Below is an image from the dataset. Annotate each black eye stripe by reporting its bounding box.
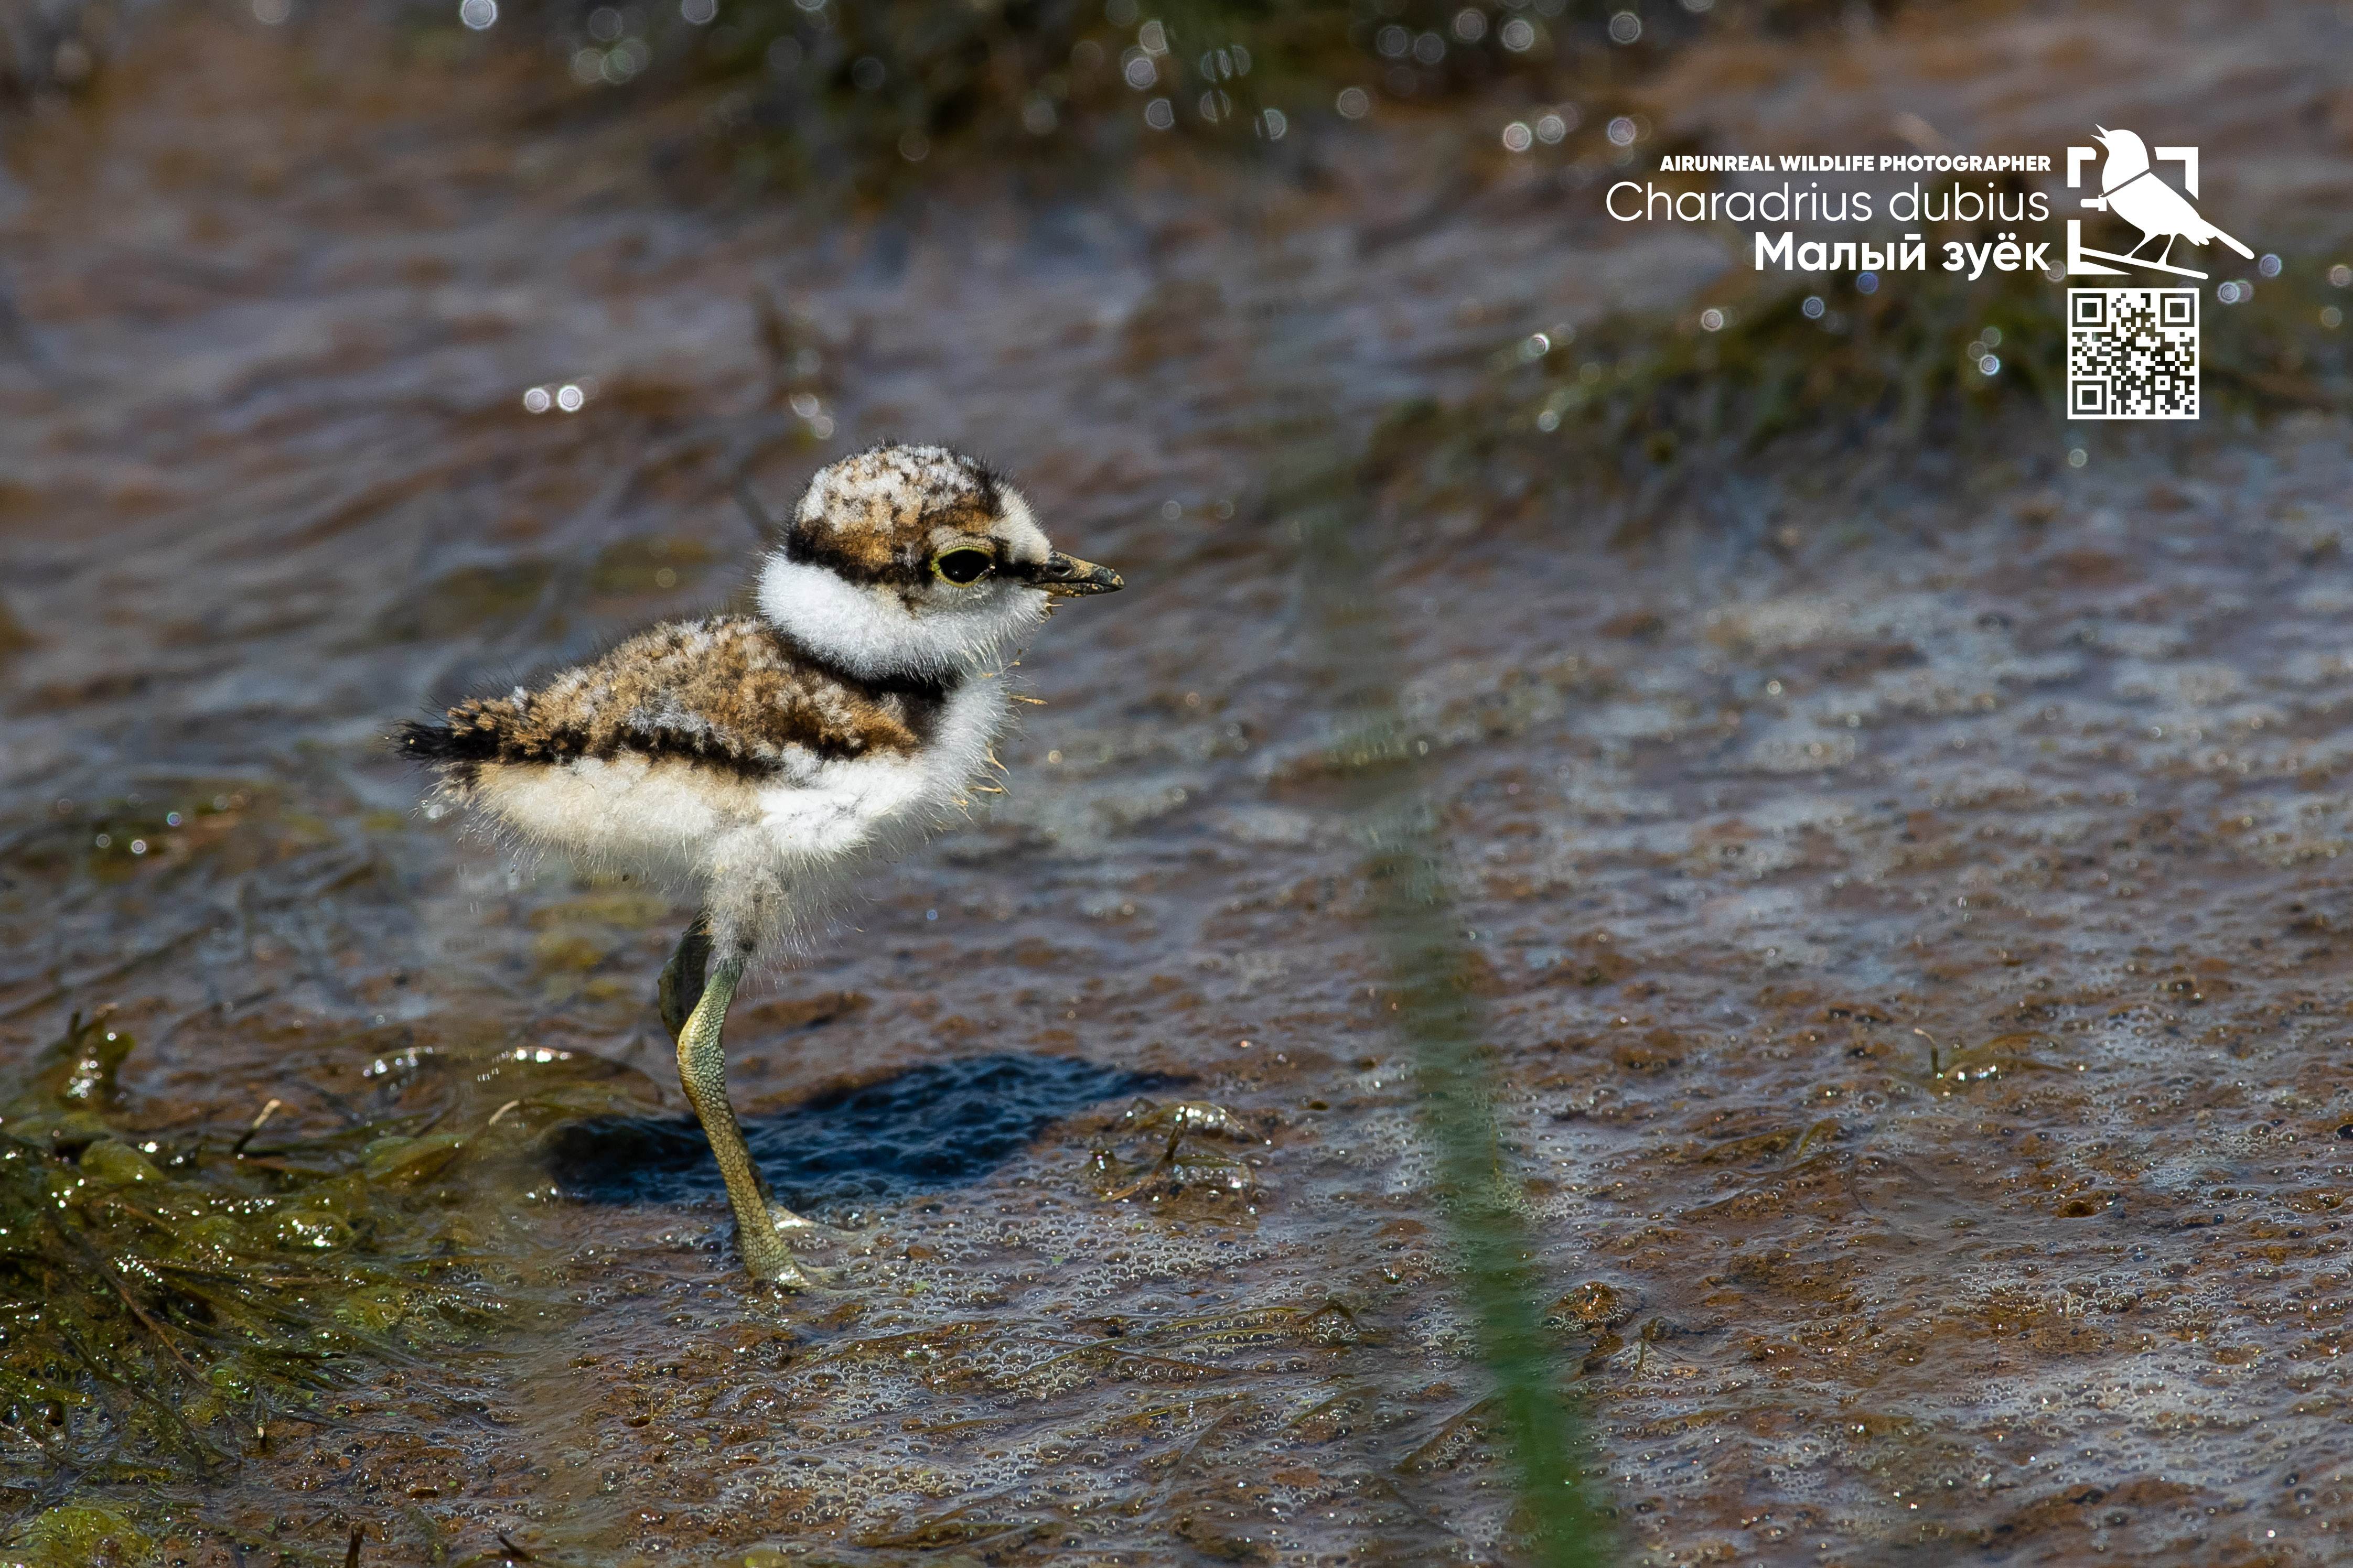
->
[933,548,994,585]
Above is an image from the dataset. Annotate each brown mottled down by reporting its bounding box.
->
[786,444,1005,587]
[399,617,949,786]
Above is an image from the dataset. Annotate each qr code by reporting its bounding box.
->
[2067,288,2198,420]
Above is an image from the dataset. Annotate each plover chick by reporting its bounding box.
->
[399,444,1122,1287]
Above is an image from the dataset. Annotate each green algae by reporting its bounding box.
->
[500,0,1924,200]
[1370,241,2352,535]
[0,1009,665,1546]
[6,1504,152,1568]
[0,1012,479,1504]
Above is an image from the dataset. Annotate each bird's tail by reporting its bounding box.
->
[394,719,492,765]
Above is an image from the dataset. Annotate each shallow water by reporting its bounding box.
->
[4,2,2353,1564]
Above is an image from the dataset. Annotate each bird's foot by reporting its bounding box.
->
[744,1256,855,1295]
[768,1205,886,1258]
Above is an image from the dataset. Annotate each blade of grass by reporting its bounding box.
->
[1278,391,1613,1568]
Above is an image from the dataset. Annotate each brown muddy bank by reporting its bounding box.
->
[3,2,2353,1564]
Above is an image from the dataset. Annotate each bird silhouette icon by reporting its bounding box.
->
[2083,127,2252,270]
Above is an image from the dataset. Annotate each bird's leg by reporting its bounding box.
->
[2156,233,2177,269]
[673,947,808,1288]
[657,917,712,1039]
[2123,231,2158,259]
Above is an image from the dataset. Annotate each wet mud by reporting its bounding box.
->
[4,2,2353,1564]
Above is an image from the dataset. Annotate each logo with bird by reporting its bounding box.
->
[2067,127,2251,279]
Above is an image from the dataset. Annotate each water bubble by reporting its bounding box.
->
[1607,9,1642,42]
[1535,407,1561,431]
[680,0,716,20]
[1122,52,1156,88]
[2330,264,2352,288]
[1500,17,1535,49]
[252,0,292,22]
[601,41,646,83]
[1105,0,1137,23]
[1022,94,1058,135]
[1161,500,1183,519]
[1856,270,1878,294]
[1982,325,2002,347]
[1606,115,1636,146]
[810,414,835,438]
[1453,8,1487,41]
[130,840,148,856]
[555,383,585,412]
[1520,331,1550,359]
[1143,97,1174,129]
[2067,447,2088,468]
[458,0,497,29]
[522,386,551,413]
[1535,113,1565,143]
[1979,354,2000,375]
[851,55,885,90]
[1258,107,1286,139]
[2258,253,2281,278]
[1501,121,1532,153]
[1802,296,1825,319]
[1700,308,1724,331]
[93,834,110,849]
[1335,86,1370,119]
[1376,24,1409,56]
[588,6,622,40]
[165,812,182,827]
[571,47,604,83]
[1412,31,1446,63]
[766,35,802,71]
[2218,280,2246,304]
[898,129,929,161]
[1137,18,1167,52]
[2324,306,2344,329]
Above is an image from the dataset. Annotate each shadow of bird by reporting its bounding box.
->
[543,1053,1174,1210]
[2087,127,2252,271]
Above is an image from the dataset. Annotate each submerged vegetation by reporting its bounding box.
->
[1372,233,2353,526]
[394,0,1923,198]
[0,1006,663,1552]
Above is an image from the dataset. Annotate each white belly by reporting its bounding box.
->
[459,678,1012,928]
[469,753,762,879]
[753,676,1009,861]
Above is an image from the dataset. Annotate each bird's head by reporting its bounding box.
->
[756,443,1122,680]
[2092,126,2150,168]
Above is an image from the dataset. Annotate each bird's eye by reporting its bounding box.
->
[932,548,994,585]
